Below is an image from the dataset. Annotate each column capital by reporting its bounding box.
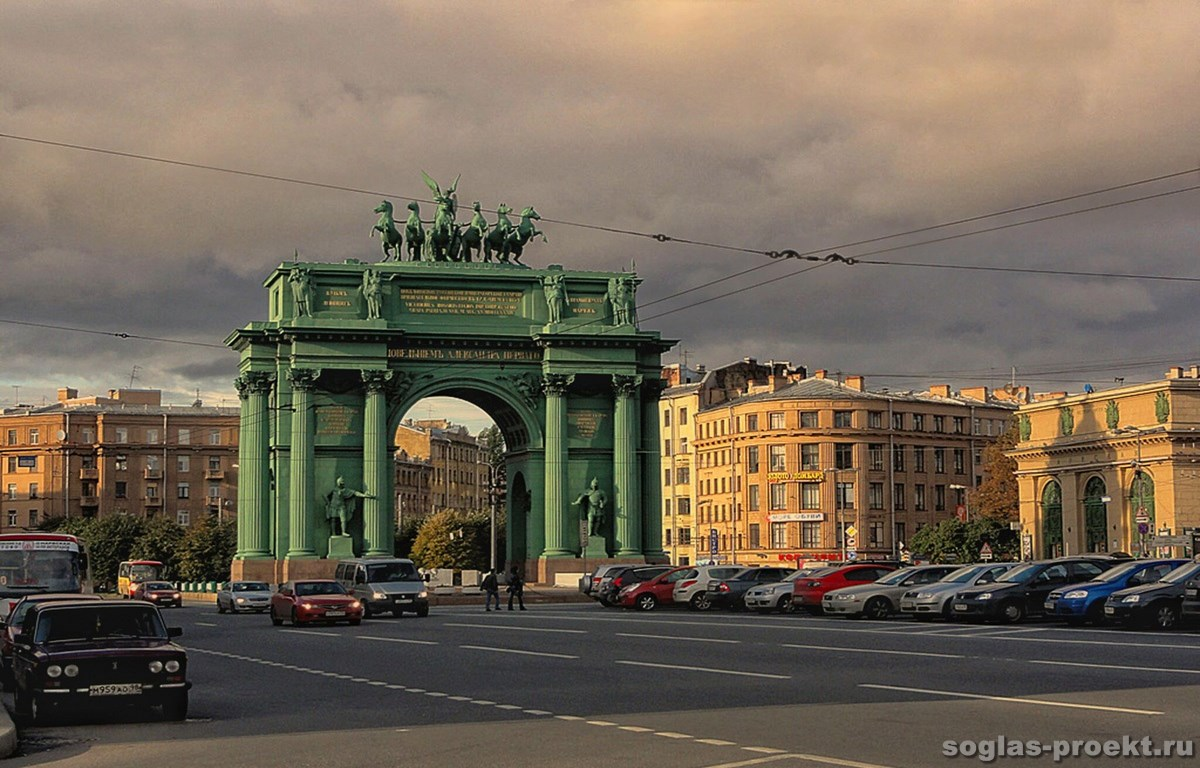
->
[612,374,643,398]
[361,369,393,393]
[543,373,575,397]
[287,367,321,391]
[235,371,275,400]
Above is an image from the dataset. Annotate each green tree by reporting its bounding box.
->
[393,516,423,558]
[78,515,147,592]
[175,517,237,581]
[909,518,1018,564]
[410,509,490,570]
[971,421,1020,521]
[131,517,186,576]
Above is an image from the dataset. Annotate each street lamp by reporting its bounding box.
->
[949,484,968,523]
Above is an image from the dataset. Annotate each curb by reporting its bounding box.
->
[0,704,17,758]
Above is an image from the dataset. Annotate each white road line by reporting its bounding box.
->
[742,747,787,754]
[616,632,741,644]
[459,645,579,659]
[616,660,791,680]
[279,629,340,637]
[700,755,797,768]
[782,643,963,659]
[619,725,654,733]
[655,732,694,739]
[444,622,586,634]
[1029,659,1200,675]
[697,739,738,746]
[524,709,552,716]
[358,635,438,646]
[195,622,217,627]
[859,684,1164,716]
[792,753,900,768]
[587,720,617,727]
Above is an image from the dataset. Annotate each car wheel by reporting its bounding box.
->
[290,608,299,626]
[14,682,30,718]
[361,601,372,619]
[597,597,611,607]
[270,607,283,626]
[690,593,712,611]
[1148,601,1179,630]
[162,691,188,721]
[416,606,429,618]
[636,594,657,612]
[999,600,1025,624]
[941,602,956,621]
[217,600,226,614]
[863,597,891,620]
[777,595,794,614]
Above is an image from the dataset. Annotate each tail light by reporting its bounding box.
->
[614,577,626,587]
[678,580,696,589]
[717,582,730,593]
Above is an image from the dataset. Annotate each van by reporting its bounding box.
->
[334,558,429,618]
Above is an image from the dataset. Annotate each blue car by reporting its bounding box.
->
[1044,559,1188,625]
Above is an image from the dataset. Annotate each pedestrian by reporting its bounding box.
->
[506,566,526,611]
[481,568,500,612]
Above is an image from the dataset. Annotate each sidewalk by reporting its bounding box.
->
[0,705,16,758]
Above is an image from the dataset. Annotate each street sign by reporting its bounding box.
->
[845,535,857,549]
[979,542,993,562]
[845,525,858,538]
[956,505,967,523]
[1136,508,1150,524]
[709,528,719,557]
[1150,535,1190,547]
[1137,522,1149,534]
[846,549,857,560]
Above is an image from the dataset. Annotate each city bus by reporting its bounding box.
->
[118,560,165,598]
[0,533,93,618]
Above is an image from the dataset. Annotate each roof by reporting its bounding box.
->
[0,403,237,418]
[701,376,1019,412]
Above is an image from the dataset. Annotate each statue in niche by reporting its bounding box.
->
[1105,400,1119,431]
[325,476,373,537]
[361,269,383,320]
[607,275,638,326]
[1155,392,1170,423]
[543,273,568,323]
[1018,414,1031,441]
[574,478,608,537]
[288,265,314,317]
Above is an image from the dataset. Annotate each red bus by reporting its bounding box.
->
[0,533,92,618]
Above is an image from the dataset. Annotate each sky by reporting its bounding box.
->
[2,2,1198,435]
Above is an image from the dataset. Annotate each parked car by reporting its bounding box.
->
[216,581,273,614]
[10,600,189,723]
[705,567,796,611]
[270,580,363,626]
[899,563,1018,620]
[744,568,822,613]
[1,593,104,688]
[595,566,673,607]
[132,581,183,609]
[672,565,746,611]
[793,564,898,615]
[950,556,1120,623]
[1106,559,1200,629]
[580,565,626,601]
[1044,558,1187,625]
[616,566,694,611]
[334,558,429,617]
[822,564,960,619]
[1179,565,1200,624]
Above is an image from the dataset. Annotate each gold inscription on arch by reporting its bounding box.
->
[387,347,540,362]
[398,288,522,316]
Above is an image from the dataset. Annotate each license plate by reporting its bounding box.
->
[1188,588,1199,597]
[1104,606,1115,614]
[900,601,914,610]
[89,683,142,696]
[325,610,346,617]
[394,596,412,602]
[1044,601,1055,610]
[954,604,968,611]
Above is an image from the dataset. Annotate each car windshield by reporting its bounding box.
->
[36,607,167,643]
[294,582,347,596]
[142,582,173,590]
[1093,562,1152,583]
[233,582,270,592]
[941,565,987,583]
[1161,562,1200,584]
[365,562,421,582]
[783,568,816,582]
[875,568,920,586]
[802,567,838,579]
[998,564,1043,583]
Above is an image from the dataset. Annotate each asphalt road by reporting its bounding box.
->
[6,602,1200,767]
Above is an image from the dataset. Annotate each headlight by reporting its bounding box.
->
[299,601,315,609]
[173,592,181,599]
[64,665,79,678]
[914,592,932,599]
[1122,594,1141,603]
[1064,590,1088,599]
[417,591,428,599]
[373,592,387,600]
[165,660,180,673]
[149,661,164,673]
[835,593,855,600]
[809,581,822,587]
[46,665,62,678]
[350,601,362,609]
[977,593,992,600]
[236,597,247,604]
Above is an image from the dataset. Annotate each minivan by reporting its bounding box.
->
[334,558,429,618]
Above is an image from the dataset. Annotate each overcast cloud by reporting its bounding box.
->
[2,2,1198,431]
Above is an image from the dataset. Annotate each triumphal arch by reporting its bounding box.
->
[227,183,673,583]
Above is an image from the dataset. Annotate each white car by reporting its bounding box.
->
[744,568,821,613]
[216,580,273,613]
[822,565,960,619]
[899,563,1019,620]
[671,566,745,610]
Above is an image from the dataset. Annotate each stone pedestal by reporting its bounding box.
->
[327,535,355,560]
[582,534,608,559]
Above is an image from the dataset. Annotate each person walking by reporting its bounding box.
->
[481,568,500,612]
[506,566,526,611]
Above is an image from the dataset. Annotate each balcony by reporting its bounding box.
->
[79,467,99,480]
[205,469,224,480]
[144,469,162,480]
[79,496,99,507]
[144,496,163,507]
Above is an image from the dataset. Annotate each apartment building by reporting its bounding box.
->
[394,419,490,520]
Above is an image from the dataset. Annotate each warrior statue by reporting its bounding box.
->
[326,476,373,537]
[574,478,608,537]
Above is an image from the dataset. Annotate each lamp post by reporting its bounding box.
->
[949,484,968,523]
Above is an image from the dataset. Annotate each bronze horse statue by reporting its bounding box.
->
[422,171,460,262]
[404,202,425,261]
[483,203,515,262]
[507,207,546,265]
[371,201,403,261]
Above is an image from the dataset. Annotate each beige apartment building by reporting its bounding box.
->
[1009,366,1200,560]
[394,419,490,521]
[0,388,239,531]
[672,368,1017,566]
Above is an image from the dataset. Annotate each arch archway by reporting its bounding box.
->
[1040,480,1063,558]
[1082,476,1107,553]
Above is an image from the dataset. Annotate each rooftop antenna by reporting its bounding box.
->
[128,365,142,388]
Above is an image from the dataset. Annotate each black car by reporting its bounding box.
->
[1181,566,1200,624]
[1106,559,1200,629]
[10,600,190,723]
[594,566,672,606]
[950,557,1119,623]
[705,567,796,611]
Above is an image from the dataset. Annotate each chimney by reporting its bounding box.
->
[1167,366,1184,379]
[814,369,828,380]
[1189,366,1200,379]
[961,386,989,401]
[845,375,865,392]
[57,387,78,402]
[930,384,952,398]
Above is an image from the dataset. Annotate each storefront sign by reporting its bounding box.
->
[765,471,825,482]
[768,513,825,523]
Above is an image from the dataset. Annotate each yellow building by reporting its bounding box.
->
[393,419,489,519]
[1010,366,1200,559]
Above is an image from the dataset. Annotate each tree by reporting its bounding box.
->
[909,518,1018,564]
[971,421,1020,521]
[131,517,186,576]
[78,515,147,592]
[410,509,490,570]
[175,516,237,581]
[393,516,423,558]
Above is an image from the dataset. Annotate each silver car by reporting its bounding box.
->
[216,580,273,614]
[899,563,1019,620]
[671,566,745,610]
[744,568,820,613]
[822,565,960,619]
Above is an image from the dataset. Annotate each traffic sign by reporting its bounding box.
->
[709,528,719,557]
[1137,522,1149,534]
[845,525,858,538]
[956,505,967,523]
[979,542,993,562]
[845,535,857,549]
[1136,508,1150,524]
[846,549,857,560]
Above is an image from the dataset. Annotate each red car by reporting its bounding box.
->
[133,581,183,608]
[617,566,693,611]
[270,579,363,626]
[793,563,897,615]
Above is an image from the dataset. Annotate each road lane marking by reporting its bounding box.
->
[523,709,552,715]
[358,635,438,646]
[587,720,617,726]
[1029,659,1200,675]
[620,725,654,732]
[701,756,798,768]
[616,632,741,644]
[460,644,579,659]
[859,684,1163,715]
[656,732,694,739]
[616,660,791,680]
[792,754,899,768]
[195,622,217,627]
[782,643,963,659]
[743,747,787,754]
[697,739,738,746]
[280,629,339,637]
[445,622,586,634]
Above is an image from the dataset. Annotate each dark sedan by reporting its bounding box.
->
[134,581,183,609]
[950,557,1119,623]
[10,600,189,723]
[1,593,104,688]
[705,567,795,611]
[1105,560,1200,629]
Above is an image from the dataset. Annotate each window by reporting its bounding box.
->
[769,412,785,430]
[892,412,904,430]
[28,510,37,526]
[869,443,884,471]
[834,411,852,428]
[208,484,220,499]
[799,444,819,470]
[836,482,854,510]
[81,428,94,443]
[664,499,672,516]
[677,498,690,516]
[746,414,758,431]
[663,439,672,457]
[114,454,128,471]
[915,483,927,511]
[770,522,787,548]
[914,447,926,472]
[680,438,688,453]
[748,484,760,511]
[146,428,159,444]
[868,411,883,429]
[934,448,945,473]
[869,482,884,510]
[29,429,39,445]
[954,448,965,474]
[664,528,672,546]
[6,511,15,526]
[664,469,671,486]
[894,483,906,510]
[115,481,127,499]
[177,510,190,526]
[868,522,884,548]
[933,416,945,433]
[801,522,821,548]
[801,482,820,509]
[177,483,190,499]
[178,429,190,445]
[115,427,127,443]
[745,445,759,473]
[935,484,946,511]
[209,430,221,445]
[5,430,14,446]
[4,456,13,472]
[913,414,925,431]
[769,445,787,471]
[769,483,787,510]
[749,523,761,548]
[146,485,158,499]
[973,417,981,435]
[6,484,15,500]
[676,467,689,484]
[80,455,96,469]
[953,417,965,434]
[892,445,905,472]
[679,528,691,545]
[679,407,688,425]
[800,411,818,428]
[663,408,671,427]
[835,443,853,469]
[177,455,190,473]
[145,455,160,473]
[28,483,38,499]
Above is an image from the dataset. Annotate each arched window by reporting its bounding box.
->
[1041,480,1063,558]
[1083,476,1107,553]
[1129,471,1155,554]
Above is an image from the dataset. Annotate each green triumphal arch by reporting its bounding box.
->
[227,248,673,584]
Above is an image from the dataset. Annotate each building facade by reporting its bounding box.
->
[393,419,489,522]
[673,370,1016,566]
[0,388,239,532]
[1010,367,1200,560]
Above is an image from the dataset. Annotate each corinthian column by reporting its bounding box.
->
[362,370,393,557]
[542,373,574,557]
[286,368,319,559]
[612,374,643,556]
[235,371,274,559]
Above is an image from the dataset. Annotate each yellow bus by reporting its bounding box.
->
[118,559,164,598]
